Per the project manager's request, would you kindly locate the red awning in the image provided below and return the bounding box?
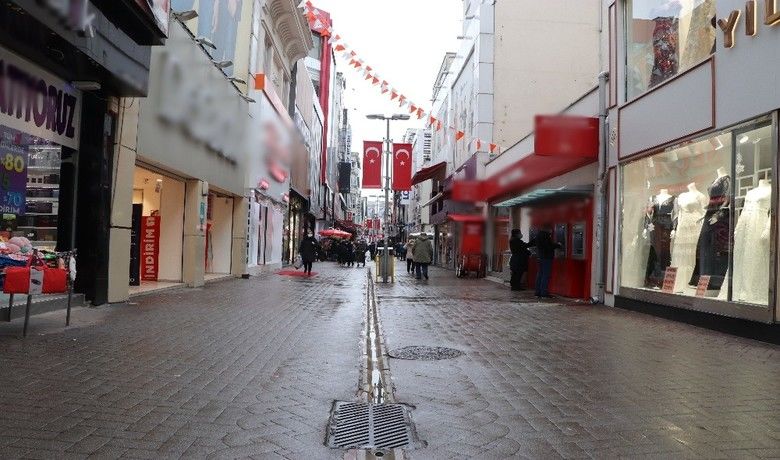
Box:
[448,213,485,223]
[412,162,446,185]
[483,152,596,203]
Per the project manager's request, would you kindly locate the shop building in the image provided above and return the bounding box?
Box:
[604,0,780,325]
[108,18,249,301]
[0,1,166,307]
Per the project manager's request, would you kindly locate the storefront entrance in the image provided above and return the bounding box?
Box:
[129,166,185,294]
[205,193,233,280]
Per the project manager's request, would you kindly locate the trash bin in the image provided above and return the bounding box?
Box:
[375,250,395,282]
[502,250,513,282]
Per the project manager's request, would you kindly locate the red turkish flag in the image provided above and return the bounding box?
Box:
[392,143,413,191]
[362,141,383,189]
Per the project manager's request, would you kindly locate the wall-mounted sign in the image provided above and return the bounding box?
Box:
[0,47,82,150]
[534,115,599,157]
[719,0,780,49]
[141,216,161,281]
[662,267,678,293]
[0,148,28,215]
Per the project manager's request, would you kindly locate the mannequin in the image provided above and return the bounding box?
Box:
[670,182,707,293]
[689,168,731,291]
[644,188,676,288]
[729,179,772,304]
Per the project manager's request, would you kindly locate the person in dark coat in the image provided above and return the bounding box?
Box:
[368,242,377,261]
[298,231,319,275]
[355,240,368,267]
[509,229,530,291]
[530,225,561,298]
[346,240,356,267]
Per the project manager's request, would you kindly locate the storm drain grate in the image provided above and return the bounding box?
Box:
[326,402,416,449]
[388,345,464,360]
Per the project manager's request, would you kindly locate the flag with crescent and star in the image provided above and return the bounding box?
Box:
[362,141,383,189]
[392,143,413,191]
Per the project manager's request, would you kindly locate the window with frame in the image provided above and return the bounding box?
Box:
[625,0,716,100]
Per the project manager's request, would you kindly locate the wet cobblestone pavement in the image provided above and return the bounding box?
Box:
[0,264,777,459]
[378,267,780,459]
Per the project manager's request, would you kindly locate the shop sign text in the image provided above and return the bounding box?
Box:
[0,47,81,149]
[141,216,160,281]
[719,0,780,48]
[0,151,28,215]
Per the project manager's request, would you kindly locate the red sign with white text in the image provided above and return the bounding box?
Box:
[362,141,383,189]
[141,216,161,281]
[534,115,599,157]
[392,143,413,191]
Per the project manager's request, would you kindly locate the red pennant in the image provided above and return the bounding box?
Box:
[335,44,345,52]
[476,139,482,150]
[399,95,406,104]
[363,141,383,189]
[392,143,413,191]
[390,91,398,100]
[417,108,425,119]
[372,77,380,85]
[436,120,442,131]
[350,51,357,56]
[334,34,341,40]
[489,143,498,153]
[409,104,417,114]
[428,116,437,127]
[455,131,465,141]
[381,87,389,94]
[365,73,372,80]
[366,66,373,72]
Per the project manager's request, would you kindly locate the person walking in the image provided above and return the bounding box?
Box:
[412,232,434,280]
[531,225,560,298]
[355,239,368,268]
[346,240,356,267]
[368,242,377,262]
[404,238,416,274]
[298,230,319,276]
[509,229,530,291]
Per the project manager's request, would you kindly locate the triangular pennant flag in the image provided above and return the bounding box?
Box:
[455,131,465,141]
[381,86,389,94]
[335,44,346,52]
[366,66,373,72]
[372,77,380,85]
[428,116,437,127]
[417,108,425,119]
[409,104,417,114]
[489,143,498,153]
[349,58,357,67]
[350,51,357,57]
[390,91,398,100]
[398,95,407,106]
[365,73,372,80]
[334,34,341,41]
[476,139,482,150]
[436,120,442,131]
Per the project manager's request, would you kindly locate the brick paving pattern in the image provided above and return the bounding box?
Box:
[378,267,780,459]
[0,267,365,459]
[0,263,778,459]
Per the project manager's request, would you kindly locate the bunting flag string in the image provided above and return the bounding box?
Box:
[301,1,500,156]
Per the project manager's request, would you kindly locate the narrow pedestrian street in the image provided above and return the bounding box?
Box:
[0,265,778,459]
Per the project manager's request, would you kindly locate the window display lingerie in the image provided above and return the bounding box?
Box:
[689,175,731,290]
[644,194,676,288]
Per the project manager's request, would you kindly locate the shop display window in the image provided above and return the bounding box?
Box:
[0,125,62,249]
[620,118,774,307]
[626,0,715,100]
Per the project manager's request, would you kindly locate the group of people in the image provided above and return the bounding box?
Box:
[508,225,560,298]
[334,239,370,268]
[402,232,434,280]
[298,230,375,275]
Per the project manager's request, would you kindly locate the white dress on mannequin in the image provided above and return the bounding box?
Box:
[670,184,707,293]
[729,180,772,304]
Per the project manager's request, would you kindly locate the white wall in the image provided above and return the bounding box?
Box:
[493,0,601,148]
[158,177,185,282]
[208,195,234,274]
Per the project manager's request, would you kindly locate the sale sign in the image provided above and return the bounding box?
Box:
[661,267,677,293]
[141,216,161,281]
[0,147,28,215]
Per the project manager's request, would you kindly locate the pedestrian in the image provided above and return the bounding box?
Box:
[346,240,356,267]
[404,238,416,274]
[530,225,561,298]
[355,239,368,267]
[412,232,434,280]
[298,230,318,276]
[368,242,377,261]
[509,229,530,291]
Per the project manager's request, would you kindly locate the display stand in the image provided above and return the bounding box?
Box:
[2,248,77,337]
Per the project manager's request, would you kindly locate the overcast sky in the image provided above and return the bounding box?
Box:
[312,0,463,196]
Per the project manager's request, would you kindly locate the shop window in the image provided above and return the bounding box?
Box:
[625,0,716,100]
[0,126,62,249]
[620,118,774,306]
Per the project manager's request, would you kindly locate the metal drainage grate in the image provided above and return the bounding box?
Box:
[388,345,464,361]
[326,401,415,449]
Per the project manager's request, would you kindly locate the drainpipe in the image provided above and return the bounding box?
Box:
[593,70,610,304]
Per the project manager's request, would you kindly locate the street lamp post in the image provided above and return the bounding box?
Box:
[366,113,410,283]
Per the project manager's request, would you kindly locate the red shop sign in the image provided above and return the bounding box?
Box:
[141,216,161,281]
[534,115,599,157]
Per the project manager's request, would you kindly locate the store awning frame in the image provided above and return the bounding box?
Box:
[494,185,593,208]
[420,192,444,207]
[447,213,486,223]
[412,161,446,185]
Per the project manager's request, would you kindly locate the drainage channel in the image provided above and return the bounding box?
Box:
[325,270,420,459]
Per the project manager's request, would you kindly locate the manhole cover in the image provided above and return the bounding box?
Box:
[326,402,417,449]
[388,346,464,360]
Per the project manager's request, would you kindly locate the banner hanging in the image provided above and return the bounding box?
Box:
[362,141,383,189]
[392,143,412,191]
